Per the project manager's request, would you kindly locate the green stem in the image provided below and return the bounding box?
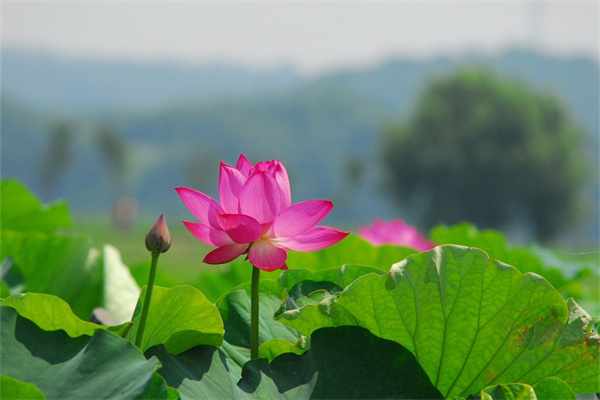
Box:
[250,264,260,359]
[135,252,160,349]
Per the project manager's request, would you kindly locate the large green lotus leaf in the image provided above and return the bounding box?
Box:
[127,285,224,354]
[101,244,140,324]
[216,290,302,377]
[219,339,251,382]
[277,245,600,398]
[1,306,167,399]
[146,344,314,400]
[217,289,301,349]
[238,326,442,399]
[222,266,383,341]
[247,372,317,400]
[0,230,103,319]
[285,234,418,270]
[145,345,242,400]
[0,375,46,399]
[1,292,112,337]
[0,179,72,234]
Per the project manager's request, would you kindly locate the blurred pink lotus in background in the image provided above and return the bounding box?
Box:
[177,154,348,271]
[358,218,435,251]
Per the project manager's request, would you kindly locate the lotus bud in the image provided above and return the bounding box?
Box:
[145,214,172,254]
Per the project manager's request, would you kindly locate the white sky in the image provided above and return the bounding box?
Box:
[2,1,598,75]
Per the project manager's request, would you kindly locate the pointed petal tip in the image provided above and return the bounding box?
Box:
[280,226,349,252]
[273,199,335,237]
[236,154,254,175]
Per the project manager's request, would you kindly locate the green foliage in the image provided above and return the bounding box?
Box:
[0,179,72,234]
[1,178,597,399]
[431,222,564,286]
[1,306,167,399]
[258,338,304,362]
[145,345,246,400]
[382,69,587,240]
[147,326,442,399]
[0,231,103,319]
[145,343,316,400]
[0,179,102,318]
[1,293,125,338]
[531,377,576,400]
[180,235,407,303]
[431,222,600,316]
[479,383,535,400]
[0,376,46,400]
[218,290,301,351]
[234,263,386,299]
[476,378,576,400]
[127,285,224,354]
[241,326,443,399]
[286,234,418,270]
[277,246,600,398]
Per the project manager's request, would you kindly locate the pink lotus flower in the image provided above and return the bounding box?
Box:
[176,154,348,271]
[358,218,435,251]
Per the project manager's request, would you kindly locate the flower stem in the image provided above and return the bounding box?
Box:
[250,264,260,359]
[135,252,160,349]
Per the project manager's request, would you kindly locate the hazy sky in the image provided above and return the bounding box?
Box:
[3,1,598,75]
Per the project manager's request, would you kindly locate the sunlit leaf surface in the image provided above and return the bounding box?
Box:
[278,245,600,398]
[127,285,224,354]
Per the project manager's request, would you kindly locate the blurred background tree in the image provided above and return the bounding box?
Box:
[94,124,128,191]
[381,69,587,241]
[39,120,75,198]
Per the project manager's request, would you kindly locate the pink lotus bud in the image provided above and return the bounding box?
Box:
[145,214,172,254]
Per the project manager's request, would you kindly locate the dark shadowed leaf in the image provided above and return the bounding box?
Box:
[1,306,167,399]
[239,326,443,399]
[146,344,313,400]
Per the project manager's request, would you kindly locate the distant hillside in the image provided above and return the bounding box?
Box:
[2,48,598,241]
[2,48,300,114]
